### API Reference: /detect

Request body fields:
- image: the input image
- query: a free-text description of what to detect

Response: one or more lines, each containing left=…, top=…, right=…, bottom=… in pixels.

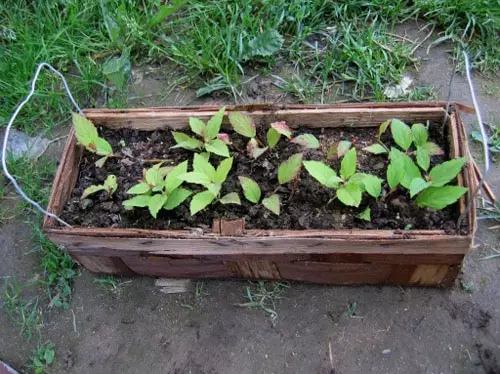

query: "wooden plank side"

left=121, top=256, right=231, bottom=278
left=224, top=261, right=281, bottom=279
left=43, top=128, right=83, bottom=227
left=72, top=254, right=134, bottom=275
left=47, top=233, right=472, bottom=257
left=84, top=107, right=446, bottom=130
left=448, top=113, right=467, bottom=214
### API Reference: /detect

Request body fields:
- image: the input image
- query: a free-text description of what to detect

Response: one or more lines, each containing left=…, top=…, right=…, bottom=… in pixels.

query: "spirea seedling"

left=238, top=176, right=281, bottom=215
left=73, top=112, right=114, bottom=167
left=304, top=148, right=382, bottom=207
left=172, top=107, right=231, bottom=157
left=81, top=175, right=118, bottom=199
left=368, top=119, right=467, bottom=210
left=123, top=161, right=192, bottom=218
left=177, top=153, right=240, bottom=215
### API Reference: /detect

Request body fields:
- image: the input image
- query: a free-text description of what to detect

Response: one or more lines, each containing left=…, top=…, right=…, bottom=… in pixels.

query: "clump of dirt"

left=59, top=121, right=466, bottom=232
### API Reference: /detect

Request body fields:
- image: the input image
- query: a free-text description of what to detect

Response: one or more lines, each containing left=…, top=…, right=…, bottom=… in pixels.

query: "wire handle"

left=1, top=63, right=83, bottom=227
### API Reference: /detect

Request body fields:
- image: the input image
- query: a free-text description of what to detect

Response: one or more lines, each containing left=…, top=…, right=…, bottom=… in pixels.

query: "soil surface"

left=60, top=122, right=462, bottom=232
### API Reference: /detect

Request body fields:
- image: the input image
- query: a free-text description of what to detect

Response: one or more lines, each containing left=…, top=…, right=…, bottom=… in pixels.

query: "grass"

left=28, top=341, right=56, bottom=374
left=2, top=1, right=498, bottom=133
left=237, top=281, right=289, bottom=320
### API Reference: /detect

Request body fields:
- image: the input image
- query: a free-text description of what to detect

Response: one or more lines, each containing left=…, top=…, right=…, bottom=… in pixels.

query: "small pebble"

left=79, top=198, right=93, bottom=210
left=382, top=349, right=391, bottom=354
left=373, top=162, right=385, bottom=170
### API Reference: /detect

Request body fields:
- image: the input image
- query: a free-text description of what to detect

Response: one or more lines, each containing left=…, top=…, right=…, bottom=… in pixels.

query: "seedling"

left=267, top=121, right=292, bottom=149
left=178, top=154, right=240, bottom=215
left=81, top=175, right=118, bottom=199
left=73, top=112, right=114, bottom=167
left=229, top=111, right=268, bottom=159
left=239, top=176, right=281, bottom=215
left=304, top=148, right=382, bottom=207
left=123, top=161, right=192, bottom=218
left=327, top=140, right=352, bottom=160
left=172, top=107, right=231, bottom=157
left=374, top=119, right=468, bottom=210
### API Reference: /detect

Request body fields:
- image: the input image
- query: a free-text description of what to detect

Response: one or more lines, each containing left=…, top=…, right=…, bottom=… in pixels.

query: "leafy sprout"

left=239, top=176, right=281, bottom=215
left=303, top=148, right=382, bottom=208
left=172, top=106, right=230, bottom=157
left=81, top=175, right=118, bottom=200
left=123, top=161, right=191, bottom=218
left=73, top=112, right=113, bottom=167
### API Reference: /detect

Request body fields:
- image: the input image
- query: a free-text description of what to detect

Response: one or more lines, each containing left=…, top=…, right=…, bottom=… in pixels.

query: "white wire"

left=1, top=63, right=82, bottom=228
left=462, top=51, right=490, bottom=174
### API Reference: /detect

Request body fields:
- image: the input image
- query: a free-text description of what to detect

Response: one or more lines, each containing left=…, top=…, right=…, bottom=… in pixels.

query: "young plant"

left=73, top=112, right=114, bottom=167
left=123, top=161, right=192, bottom=218
left=81, top=175, right=118, bottom=199
left=178, top=153, right=240, bottom=215
left=228, top=111, right=268, bottom=159
left=326, top=140, right=352, bottom=160
left=267, top=121, right=292, bottom=149
left=239, top=176, right=280, bottom=215
left=377, top=119, right=468, bottom=210
left=172, top=107, right=230, bottom=157
left=303, top=148, right=382, bottom=207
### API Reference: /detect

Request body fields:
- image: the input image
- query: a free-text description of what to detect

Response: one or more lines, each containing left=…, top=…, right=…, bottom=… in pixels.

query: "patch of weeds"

left=272, top=74, right=318, bottom=103
left=482, top=82, right=500, bottom=97
left=460, top=280, right=474, bottom=293
left=471, top=120, right=500, bottom=163
left=195, top=281, right=209, bottom=298
left=94, top=275, right=119, bottom=292
left=344, top=301, right=364, bottom=319
left=28, top=341, right=56, bottom=374
left=2, top=278, right=43, bottom=341
left=237, top=280, right=289, bottom=321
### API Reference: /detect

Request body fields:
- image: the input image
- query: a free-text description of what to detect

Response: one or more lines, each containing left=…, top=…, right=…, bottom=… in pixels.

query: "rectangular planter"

left=43, top=102, right=477, bottom=286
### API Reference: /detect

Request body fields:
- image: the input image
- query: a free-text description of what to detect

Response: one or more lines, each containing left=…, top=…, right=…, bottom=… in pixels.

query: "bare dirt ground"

left=1, top=23, right=499, bottom=373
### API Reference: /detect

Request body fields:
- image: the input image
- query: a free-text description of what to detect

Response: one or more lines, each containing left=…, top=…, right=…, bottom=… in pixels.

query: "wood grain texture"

left=42, top=102, right=476, bottom=286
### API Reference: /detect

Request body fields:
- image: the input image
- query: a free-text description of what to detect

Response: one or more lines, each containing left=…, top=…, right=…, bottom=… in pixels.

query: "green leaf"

left=228, top=112, right=256, bottom=138
left=291, top=134, right=320, bottom=149
left=337, top=141, right=352, bottom=157
left=336, top=183, right=362, bottom=207
left=127, top=182, right=151, bottom=195
left=215, top=157, right=233, bottom=184
left=206, top=183, right=221, bottom=196
left=193, top=153, right=216, bottom=181
left=247, top=138, right=268, bottom=159
left=189, top=117, right=206, bottom=138
left=267, top=128, right=281, bottom=149
left=190, top=190, right=216, bottom=215
left=415, top=186, right=468, bottom=210
left=303, top=161, right=342, bottom=188
left=164, top=188, right=192, bottom=210
left=358, top=207, right=371, bottom=221
left=428, top=157, right=467, bottom=187
left=148, top=0, right=185, bottom=27
left=378, top=119, right=390, bottom=138
left=411, top=123, right=428, bottom=146
left=94, top=137, right=113, bottom=156
left=262, top=194, right=280, bottom=215
left=363, top=143, right=387, bottom=155
left=148, top=194, right=168, bottom=218
left=422, top=141, right=444, bottom=156
left=387, top=154, right=404, bottom=190
left=44, top=348, right=55, bottom=365
left=391, top=119, right=413, bottom=151
left=416, top=146, right=430, bottom=171
left=361, top=174, right=382, bottom=198
left=171, top=132, right=203, bottom=150
left=177, top=172, right=212, bottom=186
left=123, top=195, right=151, bottom=209
left=95, top=156, right=108, bottom=168
left=340, top=148, right=357, bottom=179
left=102, top=48, right=130, bottom=89
left=270, top=121, right=292, bottom=139
left=247, top=29, right=284, bottom=58
left=73, top=112, right=98, bottom=148
left=409, top=177, right=432, bottom=198
left=219, top=192, right=241, bottom=205
left=165, top=160, right=188, bottom=193
left=278, top=153, right=303, bottom=184
left=145, top=167, right=163, bottom=187
left=206, top=106, right=226, bottom=140
left=390, top=148, right=421, bottom=189
left=239, top=176, right=261, bottom=203
left=205, top=139, right=230, bottom=157
left=103, top=175, right=118, bottom=195
left=81, top=184, right=105, bottom=199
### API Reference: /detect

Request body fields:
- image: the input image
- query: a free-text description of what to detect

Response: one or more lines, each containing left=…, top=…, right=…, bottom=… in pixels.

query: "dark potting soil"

left=60, top=121, right=466, bottom=233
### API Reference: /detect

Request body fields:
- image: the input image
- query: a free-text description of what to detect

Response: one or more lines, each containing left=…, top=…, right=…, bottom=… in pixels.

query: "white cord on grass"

left=1, top=63, right=82, bottom=228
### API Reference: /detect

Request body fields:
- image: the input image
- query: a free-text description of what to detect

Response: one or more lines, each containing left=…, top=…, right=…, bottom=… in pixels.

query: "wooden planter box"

left=43, top=102, right=477, bottom=287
